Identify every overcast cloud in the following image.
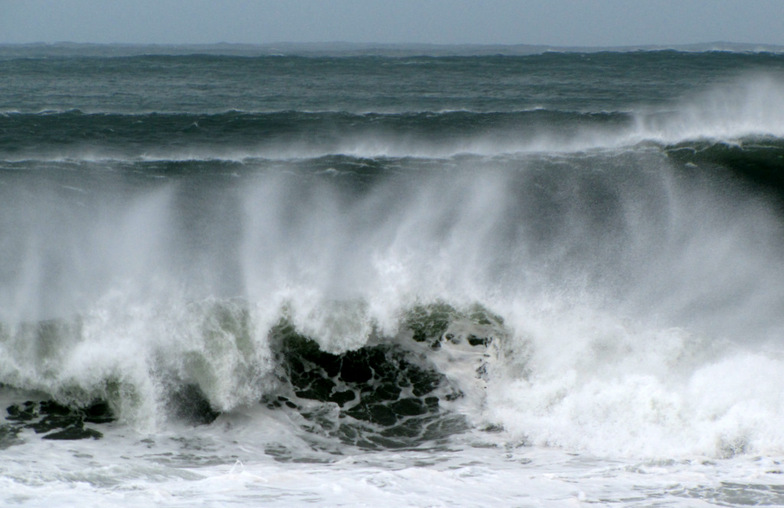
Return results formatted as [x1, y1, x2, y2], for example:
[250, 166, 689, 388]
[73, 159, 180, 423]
[1, 0, 782, 47]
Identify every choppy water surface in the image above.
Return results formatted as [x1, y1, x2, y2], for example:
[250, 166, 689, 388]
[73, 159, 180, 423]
[2, 44, 784, 506]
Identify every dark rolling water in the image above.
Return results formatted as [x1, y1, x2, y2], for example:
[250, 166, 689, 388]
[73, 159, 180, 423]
[2, 44, 784, 506]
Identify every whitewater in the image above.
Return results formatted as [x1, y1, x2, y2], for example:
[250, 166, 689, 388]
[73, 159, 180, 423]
[1, 45, 784, 506]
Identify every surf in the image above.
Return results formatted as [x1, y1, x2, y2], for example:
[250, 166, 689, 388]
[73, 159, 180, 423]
[2, 139, 784, 459]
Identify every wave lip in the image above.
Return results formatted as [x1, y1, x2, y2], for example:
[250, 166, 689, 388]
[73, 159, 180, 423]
[633, 74, 784, 143]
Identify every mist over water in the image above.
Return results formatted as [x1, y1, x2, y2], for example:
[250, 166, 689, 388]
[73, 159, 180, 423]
[2, 46, 784, 506]
[3, 145, 783, 452]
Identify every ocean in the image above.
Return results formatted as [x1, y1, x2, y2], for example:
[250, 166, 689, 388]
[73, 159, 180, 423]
[1, 44, 784, 506]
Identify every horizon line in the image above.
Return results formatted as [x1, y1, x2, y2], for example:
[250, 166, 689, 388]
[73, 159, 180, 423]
[2, 40, 784, 57]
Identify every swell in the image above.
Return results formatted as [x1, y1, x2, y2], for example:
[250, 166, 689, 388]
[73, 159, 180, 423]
[0, 109, 631, 160]
[3, 81, 784, 161]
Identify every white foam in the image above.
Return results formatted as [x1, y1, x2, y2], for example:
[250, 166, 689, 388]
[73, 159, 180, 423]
[482, 299, 784, 458]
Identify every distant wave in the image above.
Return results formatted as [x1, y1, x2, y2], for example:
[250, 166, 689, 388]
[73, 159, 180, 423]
[1, 72, 782, 163]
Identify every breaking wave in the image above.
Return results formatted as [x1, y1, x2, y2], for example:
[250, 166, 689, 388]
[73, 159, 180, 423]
[3, 50, 784, 462]
[2, 138, 784, 459]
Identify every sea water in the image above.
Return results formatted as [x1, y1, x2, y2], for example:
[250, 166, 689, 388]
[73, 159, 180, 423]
[1, 44, 784, 506]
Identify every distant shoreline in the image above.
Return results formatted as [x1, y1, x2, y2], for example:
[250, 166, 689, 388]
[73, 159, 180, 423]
[2, 41, 783, 58]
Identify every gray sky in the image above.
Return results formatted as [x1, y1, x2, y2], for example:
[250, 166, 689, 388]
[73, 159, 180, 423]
[2, 0, 783, 47]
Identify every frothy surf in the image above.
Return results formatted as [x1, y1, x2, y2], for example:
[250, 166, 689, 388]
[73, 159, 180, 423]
[2, 146, 784, 460]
